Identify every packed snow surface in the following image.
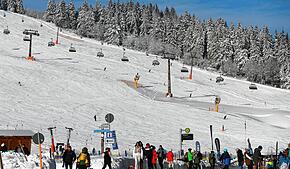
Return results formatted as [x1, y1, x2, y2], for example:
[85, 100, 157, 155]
[1, 10, 290, 167]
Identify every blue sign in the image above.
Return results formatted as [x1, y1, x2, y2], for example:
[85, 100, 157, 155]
[106, 130, 116, 139]
[94, 129, 110, 133]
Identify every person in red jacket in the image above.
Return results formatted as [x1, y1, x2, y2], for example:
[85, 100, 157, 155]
[166, 149, 174, 169]
[151, 146, 158, 169]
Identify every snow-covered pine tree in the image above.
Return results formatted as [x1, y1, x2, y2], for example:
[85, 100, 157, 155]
[68, 0, 77, 29]
[55, 0, 69, 28]
[7, 0, 16, 12]
[44, 0, 56, 23]
[77, 0, 96, 37]
[1, 0, 7, 11]
[140, 5, 153, 36]
[16, 0, 24, 14]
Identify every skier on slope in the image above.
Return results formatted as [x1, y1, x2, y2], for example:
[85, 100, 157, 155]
[133, 142, 143, 169]
[219, 148, 231, 169]
[62, 145, 76, 169]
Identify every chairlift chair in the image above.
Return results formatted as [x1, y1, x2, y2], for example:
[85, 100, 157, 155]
[3, 28, 10, 34]
[152, 60, 160, 66]
[249, 83, 258, 90]
[97, 51, 104, 57]
[69, 44, 76, 52]
[23, 36, 30, 41]
[216, 76, 224, 83]
[48, 41, 55, 47]
[121, 56, 129, 62]
[181, 66, 189, 73]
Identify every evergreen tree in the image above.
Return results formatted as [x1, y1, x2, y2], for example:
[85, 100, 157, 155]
[16, 0, 24, 14]
[2, 0, 7, 11]
[68, 0, 77, 29]
[55, 0, 69, 28]
[77, 0, 96, 37]
[7, 0, 16, 12]
[44, 0, 56, 23]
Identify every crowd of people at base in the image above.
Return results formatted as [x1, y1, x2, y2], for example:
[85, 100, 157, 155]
[133, 141, 174, 169]
[132, 141, 290, 169]
[204, 144, 290, 169]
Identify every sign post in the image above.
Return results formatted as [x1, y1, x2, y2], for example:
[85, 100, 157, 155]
[180, 128, 193, 158]
[33, 132, 44, 169]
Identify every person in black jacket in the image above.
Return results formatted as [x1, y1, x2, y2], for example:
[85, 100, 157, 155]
[102, 147, 112, 169]
[144, 143, 153, 169]
[236, 148, 244, 169]
[62, 145, 76, 169]
[209, 151, 216, 169]
[253, 146, 263, 169]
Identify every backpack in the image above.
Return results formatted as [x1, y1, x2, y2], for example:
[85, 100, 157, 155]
[78, 153, 88, 166]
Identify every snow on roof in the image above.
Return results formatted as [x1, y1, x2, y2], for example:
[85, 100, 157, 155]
[0, 130, 34, 137]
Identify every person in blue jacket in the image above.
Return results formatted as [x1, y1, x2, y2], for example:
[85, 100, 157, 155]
[219, 148, 231, 169]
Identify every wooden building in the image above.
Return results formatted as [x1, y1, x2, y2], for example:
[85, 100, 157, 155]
[0, 130, 34, 152]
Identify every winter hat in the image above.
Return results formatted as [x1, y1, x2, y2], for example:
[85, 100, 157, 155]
[224, 148, 228, 152]
[82, 147, 88, 153]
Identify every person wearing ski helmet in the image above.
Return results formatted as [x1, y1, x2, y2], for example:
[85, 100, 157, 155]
[77, 147, 90, 169]
[253, 146, 263, 169]
[102, 147, 112, 169]
[62, 145, 76, 169]
[219, 148, 231, 169]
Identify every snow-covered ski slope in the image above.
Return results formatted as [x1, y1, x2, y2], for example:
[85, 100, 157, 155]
[1, 10, 290, 154]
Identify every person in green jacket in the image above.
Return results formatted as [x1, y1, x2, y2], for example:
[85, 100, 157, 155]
[187, 148, 194, 169]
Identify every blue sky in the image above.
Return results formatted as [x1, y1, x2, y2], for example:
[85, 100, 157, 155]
[24, 0, 290, 34]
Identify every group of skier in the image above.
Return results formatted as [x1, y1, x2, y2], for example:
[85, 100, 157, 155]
[133, 141, 174, 169]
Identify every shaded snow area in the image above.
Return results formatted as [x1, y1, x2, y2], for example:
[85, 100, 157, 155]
[0, 10, 290, 168]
